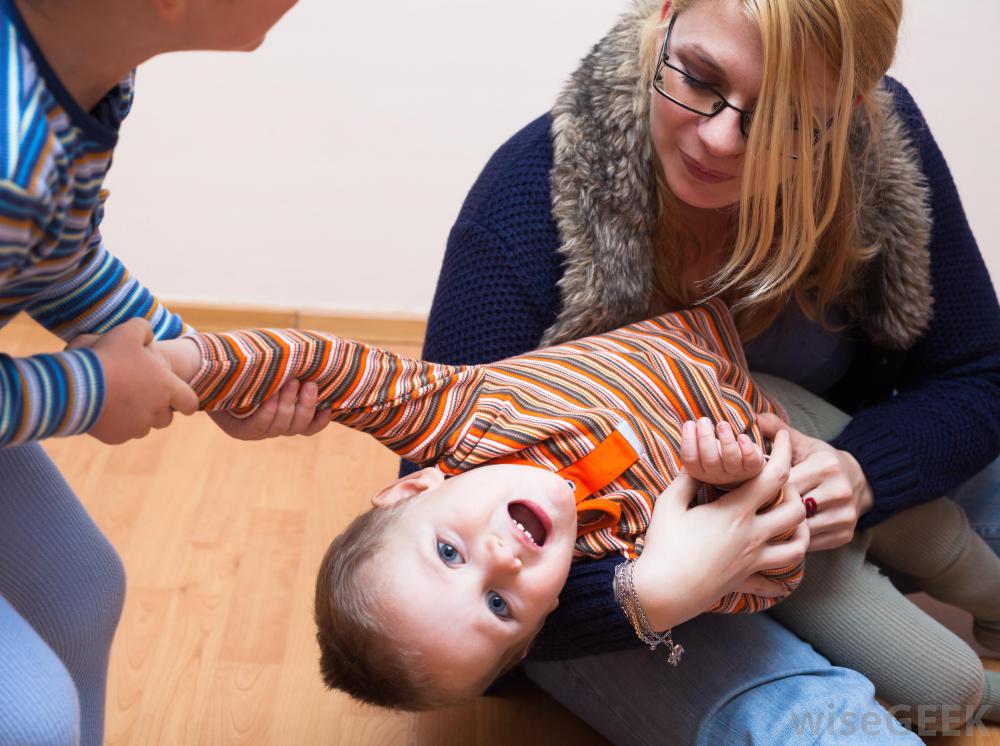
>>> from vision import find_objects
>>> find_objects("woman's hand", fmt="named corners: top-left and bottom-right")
top-left (631, 429), bottom-right (809, 631)
top-left (209, 379), bottom-right (330, 440)
top-left (758, 413), bottom-right (874, 552)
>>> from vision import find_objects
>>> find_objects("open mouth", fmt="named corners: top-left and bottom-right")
top-left (508, 501), bottom-right (550, 547)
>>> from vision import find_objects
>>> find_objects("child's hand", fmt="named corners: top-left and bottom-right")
top-left (632, 430), bottom-right (808, 631)
top-left (208, 379), bottom-right (331, 441)
top-left (85, 318), bottom-right (199, 444)
top-left (680, 418), bottom-right (765, 487)
top-left (154, 337), bottom-right (201, 382)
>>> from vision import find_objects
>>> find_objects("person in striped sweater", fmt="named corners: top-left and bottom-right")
top-left (156, 305), bottom-right (1000, 722)
top-left (0, 0), bottom-right (316, 744)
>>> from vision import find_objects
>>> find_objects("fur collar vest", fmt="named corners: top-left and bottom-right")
top-left (542, 0), bottom-right (932, 350)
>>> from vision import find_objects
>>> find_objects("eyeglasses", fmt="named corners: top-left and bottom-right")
top-left (652, 14), bottom-right (830, 155)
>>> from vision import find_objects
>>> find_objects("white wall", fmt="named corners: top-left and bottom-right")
top-left (102, 1), bottom-right (1000, 316)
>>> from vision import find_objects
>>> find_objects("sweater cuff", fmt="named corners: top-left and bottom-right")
top-left (830, 420), bottom-right (920, 529)
top-left (528, 556), bottom-right (640, 660)
top-left (0, 348), bottom-right (104, 446)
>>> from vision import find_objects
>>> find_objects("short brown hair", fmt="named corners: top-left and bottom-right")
top-left (314, 501), bottom-right (536, 711)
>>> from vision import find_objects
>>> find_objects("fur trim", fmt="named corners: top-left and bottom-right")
top-left (542, 0), bottom-right (932, 351)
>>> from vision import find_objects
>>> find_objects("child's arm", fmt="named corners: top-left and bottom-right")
top-left (679, 417), bottom-right (766, 488)
top-left (156, 330), bottom-right (483, 466)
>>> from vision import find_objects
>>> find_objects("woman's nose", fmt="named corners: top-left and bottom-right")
top-left (699, 107), bottom-right (746, 158)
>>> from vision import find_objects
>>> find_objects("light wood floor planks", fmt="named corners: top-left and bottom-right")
top-left (3, 315), bottom-right (606, 746)
top-left (4, 313), bottom-right (999, 745)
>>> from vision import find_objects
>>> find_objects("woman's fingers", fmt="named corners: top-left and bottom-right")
top-left (757, 521), bottom-right (809, 569)
top-left (808, 529), bottom-right (854, 552)
top-left (264, 379), bottom-right (300, 436)
top-left (656, 472), bottom-right (701, 512)
top-left (733, 573), bottom-right (786, 598)
top-left (755, 485), bottom-right (807, 540)
top-left (283, 381), bottom-right (319, 435)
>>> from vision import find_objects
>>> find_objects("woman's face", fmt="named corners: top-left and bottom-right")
top-left (650, 0), bottom-right (763, 210)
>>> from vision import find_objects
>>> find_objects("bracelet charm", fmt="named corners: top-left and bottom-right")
top-left (613, 559), bottom-right (685, 666)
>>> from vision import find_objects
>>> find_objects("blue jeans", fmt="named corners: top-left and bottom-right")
top-left (523, 455), bottom-right (1000, 745)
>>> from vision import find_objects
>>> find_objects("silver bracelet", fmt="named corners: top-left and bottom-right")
top-left (614, 559), bottom-right (685, 666)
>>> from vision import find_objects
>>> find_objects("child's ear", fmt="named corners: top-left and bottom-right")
top-left (659, 1), bottom-right (672, 22)
top-left (371, 467), bottom-right (444, 507)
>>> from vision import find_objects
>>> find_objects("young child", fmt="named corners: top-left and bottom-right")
top-left (158, 299), bottom-right (1000, 724)
top-left (0, 0), bottom-right (302, 743)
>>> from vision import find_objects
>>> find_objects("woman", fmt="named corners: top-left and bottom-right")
top-left (416, 0), bottom-right (1000, 741)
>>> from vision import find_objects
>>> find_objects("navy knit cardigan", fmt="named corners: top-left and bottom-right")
top-left (409, 78), bottom-right (1000, 659)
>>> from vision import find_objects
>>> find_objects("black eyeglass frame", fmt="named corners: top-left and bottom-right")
top-left (653, 14), bottom-right (832, 150)
top-left (653, 14), bottom-right (754, 139)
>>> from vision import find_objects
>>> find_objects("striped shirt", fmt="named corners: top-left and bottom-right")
top-left (190, 299), bottom-right (801, 613)
top-left (0, 0), bottom-right (186, 446)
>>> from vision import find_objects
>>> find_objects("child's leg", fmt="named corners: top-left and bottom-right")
top-left (0, 444), bottom-right (126, 746)
top-left (0, 595), bottom-right (81, 746)
top-left (868, 497), bottom-right (1000, 652)
top-left (767, 533), bottom-right (991, 731)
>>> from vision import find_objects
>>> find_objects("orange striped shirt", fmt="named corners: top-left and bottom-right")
top-left (190, 299), bottom-right (799, 612)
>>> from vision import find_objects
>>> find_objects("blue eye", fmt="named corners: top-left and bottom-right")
top-left (487, 591), bottom-right (511, 618)
top-left (437, 540), bottom-right (463, 565)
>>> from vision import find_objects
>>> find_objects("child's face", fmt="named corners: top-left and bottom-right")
top-left (374, 465), bottom-right (578, 697)
top-left (180, 0), bottom-right (299, 52)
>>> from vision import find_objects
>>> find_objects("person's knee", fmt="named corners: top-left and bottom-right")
top-left (890, 645), bottom-right (984, 735)
top-left (51, 533), bottom-right (127, 668)
top-left (699, 667), bottom-right (921, 744)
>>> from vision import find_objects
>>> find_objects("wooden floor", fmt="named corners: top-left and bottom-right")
top-left (4, 314), bottom-right (999, 745)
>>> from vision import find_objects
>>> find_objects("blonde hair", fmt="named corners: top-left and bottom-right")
top-left (641, 0), bottom-right (903, 338)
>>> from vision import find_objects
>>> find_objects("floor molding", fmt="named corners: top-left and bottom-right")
top-left (170, 302), bottom-right (427, 347)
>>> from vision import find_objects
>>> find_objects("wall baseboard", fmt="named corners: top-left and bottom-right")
top-left (170, 303), bottom-right (427, 347)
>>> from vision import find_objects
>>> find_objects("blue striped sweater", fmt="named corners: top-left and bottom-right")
top-left (0, 0), bottom-right (186, 445)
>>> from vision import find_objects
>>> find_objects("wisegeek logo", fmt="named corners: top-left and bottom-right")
top-left (789, 703), bottom-right (987, 738)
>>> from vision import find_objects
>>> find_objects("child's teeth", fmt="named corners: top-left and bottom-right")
top-left (513, 520), bottom-right (537, 543)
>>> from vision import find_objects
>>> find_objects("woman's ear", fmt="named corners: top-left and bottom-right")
top-left (659, 1), bottom-right (672, 23)
top-left (371, 467), bottom-right (444, 507)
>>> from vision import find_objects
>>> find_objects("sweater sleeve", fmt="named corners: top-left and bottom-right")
top-left (831, 80), bottom-right (1000, 527)
top-left (0, 176), bottom-right (187, 445)
top-left (23, 207), bottom-right (189, 343)
top-left (189, 329), bottom-right (482, 467)
top-left (0, 347), bottom-right (104, 445)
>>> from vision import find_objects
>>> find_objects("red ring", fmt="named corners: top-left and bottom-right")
top-left (803, 497), bottom-right (818, 518)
